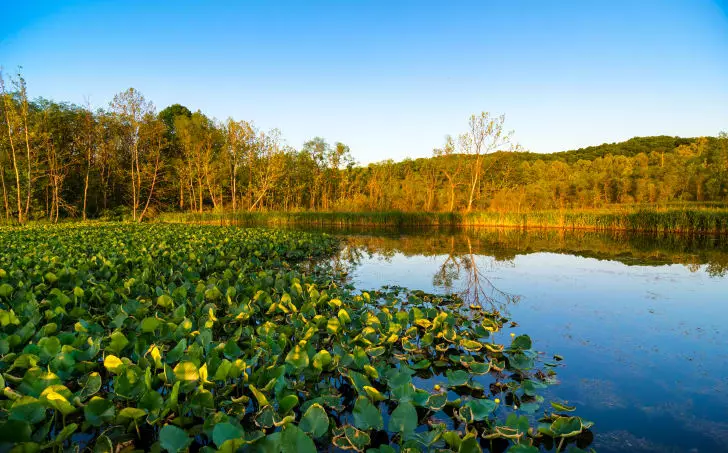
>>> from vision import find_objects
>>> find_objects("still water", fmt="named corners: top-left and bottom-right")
top-left (293, 226), bottom-right (728, 453)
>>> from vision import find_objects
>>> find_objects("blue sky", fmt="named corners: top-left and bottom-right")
top-left (1, 1), bottom-right (727, 163)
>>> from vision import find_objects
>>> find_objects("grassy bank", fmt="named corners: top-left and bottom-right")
top-left (158, 208), bottom-right (728, 233)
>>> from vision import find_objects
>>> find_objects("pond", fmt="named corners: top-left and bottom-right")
top-left (287, 225), bottom-right (728, 453)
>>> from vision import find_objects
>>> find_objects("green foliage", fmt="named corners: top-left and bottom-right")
top-left (0, 223), bottom-right (590, 451)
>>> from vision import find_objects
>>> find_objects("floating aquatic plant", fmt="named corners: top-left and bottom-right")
top-left (0, 224), bottom-right (593, 452)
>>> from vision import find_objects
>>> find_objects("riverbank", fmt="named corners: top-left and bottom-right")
top-left (158, 208), bottom-right (728, 233)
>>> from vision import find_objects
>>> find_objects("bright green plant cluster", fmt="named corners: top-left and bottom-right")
top-left (0, 224), bottom-right (593, 452)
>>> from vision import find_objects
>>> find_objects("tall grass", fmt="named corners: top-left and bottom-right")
top-left (157, 208), bottom-right (728, 233)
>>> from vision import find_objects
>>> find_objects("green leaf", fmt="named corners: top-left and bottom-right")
top-left (248, 384), bottom-right (269, 407)
top-left (157, 294), bottom-right (174, 308)
top-left (159, 424), bottom-right (193, 452)
top-left (141, 317), bottom-right (161, 333)
top-left (550, 416), bottom-right (583, 437)
top-left (278, 394), bottom-right (299, 415)
top-left (311, 350), bottom-right (331, 371)
top-left (353, 396), bottom-right (383, 431)
top-left (426, 392), bottom-right (448, 411)
top-left (9, 397), bottom-right (46, 424)
top-left (458, 433), bottom-right (482, 453)
top-left (299, 403), bottom-right (328, 438)
top-left (0, 283), bottom-right (13, 298)
top-left (0, 420), bottom-right (32, 443)
top-left (285, 345), bottom-right (309, 370)
top-left (511, 334), bottom-right (532, 350)
top-left (446, 369), bottom-right (470, 387)
top-left (43, 390), bottom-right (76, 415)
top-left (213, 422), bottom-right (244, 447)
top-left (84, 397), bottom-right (116, 427)
top-left (118, 407), bottom-right (147, 420)
top-left (551, 401), bottom-right (577, 412)
top-left (281, 425), bottom-right (316, 453)
top-left (107, 331), bottom-right (129, 354)
top-left (461, 399), bottom-right (496, 422)
top-left (388, 401), bottom-right (417, 435)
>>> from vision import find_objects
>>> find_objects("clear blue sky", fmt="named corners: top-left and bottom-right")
top-left (2, 1), bottom-right (727, 163)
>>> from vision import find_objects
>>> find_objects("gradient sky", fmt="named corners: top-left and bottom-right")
top-left (1, 1), bottom-right (727, 164)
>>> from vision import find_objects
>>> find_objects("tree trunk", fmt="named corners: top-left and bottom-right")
top-left (2, 100), bottom-right (23, 223)
top-left (138, 152), bottom-right (160, 223)
top-left (82, 159), bottom-right (90, 221)
top-left (0, 168), bottom-right (8, 220)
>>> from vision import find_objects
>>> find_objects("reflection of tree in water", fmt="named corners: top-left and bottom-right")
top-left (433, 236), bottom-right (519, 313)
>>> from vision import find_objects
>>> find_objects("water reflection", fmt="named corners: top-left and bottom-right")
top-left (291, 225), bottom-right (728, 453)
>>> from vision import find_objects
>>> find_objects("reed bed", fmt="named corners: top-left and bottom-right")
top-left (158, 208), bottom-right (728, 233)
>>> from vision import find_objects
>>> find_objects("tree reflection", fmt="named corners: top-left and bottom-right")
top-left (432, 236), bottom-right (519, 313)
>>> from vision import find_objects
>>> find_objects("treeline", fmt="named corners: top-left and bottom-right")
top-left (1, 69), bottom-right (727, 223)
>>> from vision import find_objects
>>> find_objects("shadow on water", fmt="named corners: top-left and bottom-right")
top-left (278, 224), bottom-right (728, 453)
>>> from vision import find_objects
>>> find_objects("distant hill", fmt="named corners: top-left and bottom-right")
top-left (512, 136), bottom-right (700, 164)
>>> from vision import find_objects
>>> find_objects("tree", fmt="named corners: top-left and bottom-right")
top-left (0, 70), bottom-right (24, 222)
top-left (433, 135), bottom-right (461, 212)
top-left (459, 112), bottom-right (514, 212)
top-left (109, 88), bottom-right (154, 221)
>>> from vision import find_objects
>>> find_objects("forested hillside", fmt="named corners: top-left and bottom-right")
top-left (1, 70), bottom-right (726, 222)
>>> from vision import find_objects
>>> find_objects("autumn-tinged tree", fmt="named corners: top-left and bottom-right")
top-left (433, 135), bottom-right (461, 212)
top-left (459, 112), bottom-right (515, 212)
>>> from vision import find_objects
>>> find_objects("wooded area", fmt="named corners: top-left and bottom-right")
top-left (1, 70), bottom-right (727, 223)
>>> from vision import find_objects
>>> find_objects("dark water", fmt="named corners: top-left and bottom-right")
top-left (290, 226), bottom-right (728, 453)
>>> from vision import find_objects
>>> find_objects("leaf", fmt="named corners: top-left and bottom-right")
top-left (426, 392), bottom-right (448, 411)
top-left (299, 403), bottom-right (328, 438)
top-left (458, 433), bottom-right (482, 453)
top-left (9, 397), bottom-right (46, 424)
top-left (84, 397), bottom-right (116, 427)
top-left (213, 422), bottom-right (244, 447)
top-left (248, 384), bottom-right (269, 407)
top-left (311, 350), bottom-right (331, 371)
top-left (278, 394), bottom-right (299, 415)
top-left (107, 331), bottom-right (129, 354)
top-left (353, 396), bottom-right (383, 431)
top-left (507, 445), bottom-right (539, 453)
top-left (363, 385), bottom-right (386, 402)
top-left (281, 425), bottom-right (316, 453)
top-left (461, 398), bottom-right (496, 422)
top-left (0, 283), bottom-right (13, 298)
top-left (103, 355), bottom-right (124, 373)
top-left (0, 420), bottom-right (32, 443)
top-left (327, 317), bottom-right (341, 334)
top-left (141, 316), bottom-right (161, 333)
top-left (173, 361), bottom-right (199, 381)
top-left (43, 390), bottom-right (76, 415)
top-left (550, 416), bottom-right (583, 437)
top-left (446, 369), bottom-right (470, 387)
top-left (157, 294), bottom-right (174, 308)
top-left (285, 345), bottom-right (309, 370)
top-left (159, 424), bottom-right (193, 452)
top-left (388, 401), bottom-right (417, 435)
top-left (118, 407), bottom-right (147, 420)
top-left (551, 401), bottom-right (577, 412)
top-left (511, 334), bottom-right (532, 350)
